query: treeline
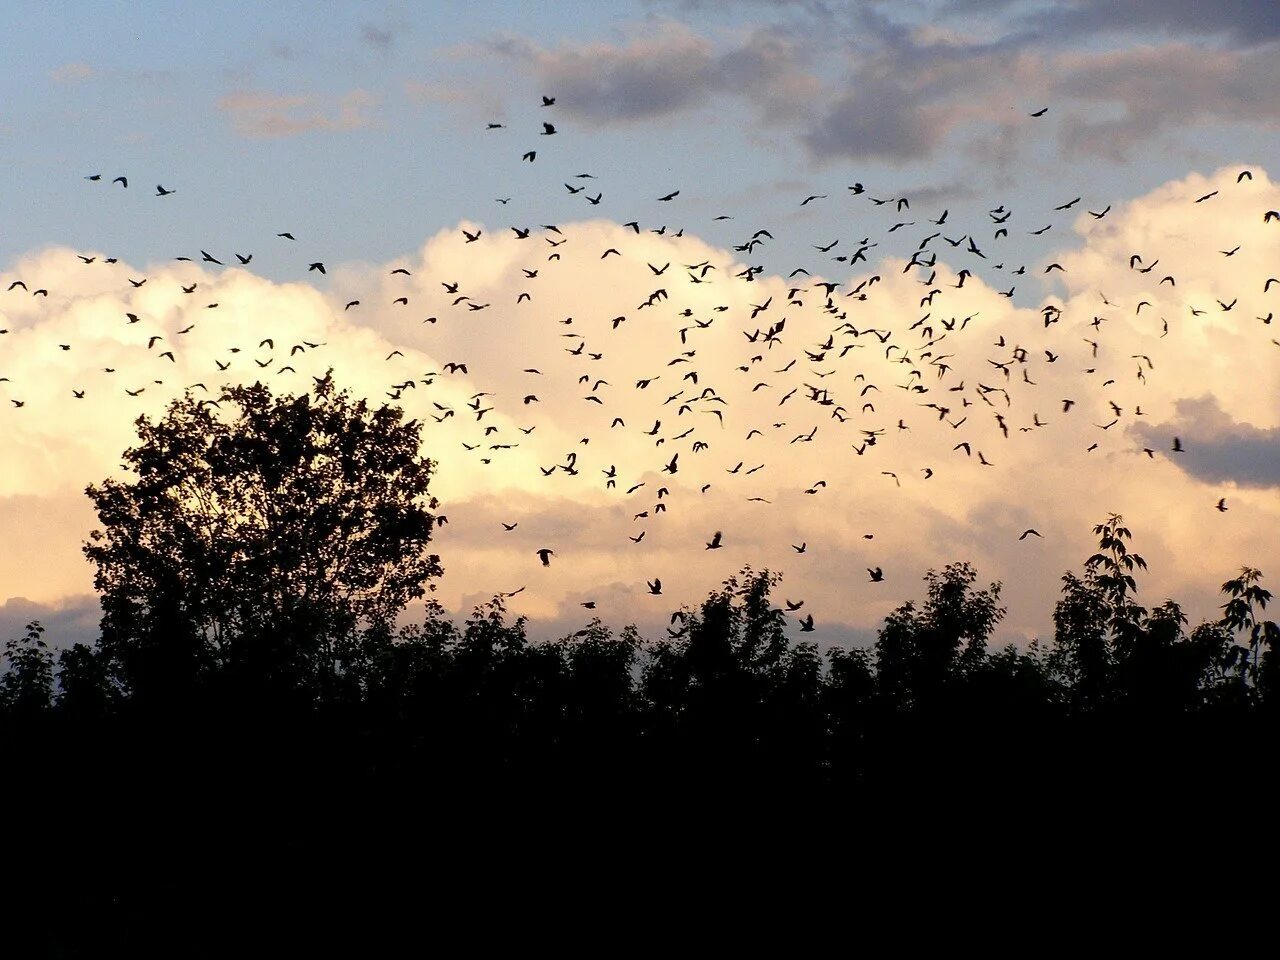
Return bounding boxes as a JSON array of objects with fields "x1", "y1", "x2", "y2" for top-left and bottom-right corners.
[
  {"x1": 4, "y1": 515, "x2": 1274, "y2": 807},
  {"x1": 3, "y1": 514, "x2": 1276, "y2": 953}
]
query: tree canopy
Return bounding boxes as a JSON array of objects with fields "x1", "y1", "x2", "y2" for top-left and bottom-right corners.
[{"x1": 82, "y1": 372, "x2": 442, "y2": 701}]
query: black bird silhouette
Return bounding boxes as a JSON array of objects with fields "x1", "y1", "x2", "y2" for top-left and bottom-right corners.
[
  {"x1": 308, "y1": 262, "x2": 325, "y2": 274},
  {"x1": 536, "y1": 548, "x2": 554, "y2": 566},
  {"x1": 156, "y1": 184, "x2": 175, "y2": 196},
  {"x1": 705, "y1": 531, "x2": 723, "y2": 550},
  {"x1": 1019, "y1": 529, "x2": 1043, "y2": 540},
  {"x1": 647, "y1": 578, "x2": 662, "y2": 595},
  {"x1": 868, "y1": 567, "x2": 884, "y2": 582}
]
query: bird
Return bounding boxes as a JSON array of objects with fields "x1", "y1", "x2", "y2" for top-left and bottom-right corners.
[
  {"x1": 705, "y1": 531, "x2": 723, "y2": 550},
  {"x1": 657, "y1": 190, "x2": 680, "y2": 201},
  {"x1": 1215, "y1": 499, "x2": 1228, "y2": 512},
  {"x1": 1019, "y1": 529, "x2": 1043, "y2": 540},
  {"x1": 867, "y1": 567, "x2": 884, "y2": 582},
  {"x1": 536, "y1": 548, "x2": 554, "y2": 566},
  {"x1": 156, "y1": 184, "x2": 175, "y2": 196},
  {"x1": 647, "y1": 579, "x2": 662, "y2": 595},
  {"x1": 799, "y1": 614, "x2": 815, "y2": 632},
  {"x1": 308, "y1": 262, "x2": 326, "y2": 274},
  {"x1": 1029, "y1": 107, "x2": 1048, "y2": 117}
]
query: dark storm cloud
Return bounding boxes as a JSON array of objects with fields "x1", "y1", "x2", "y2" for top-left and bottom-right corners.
[
  {"x1": 1132, "y1": 396, "x2": 1280, "y2": 489},
  {"x1": 666, "y1": 0, "x2": 1280, "y2": 46},
  {"x1": 0, "y1": 594, "x2": 100, "y2": 653},
  {"x1": 1055, "y1": 43, "x2": 1280, "y2": 159},
  {"x1": 499, "y1": 8, "x2": 1280, "y2": 166},
  {"x1": 942, "y1": 0, "x2": 1280, "y2": 47},
  {"x1": 800, "y1": 33, "x2": 1022, "y2": 164},
  {"x1": 804, "y1": 84, "x2": 946, "y2": 161},
  {"x1": 1028, "y1": 0, "x2": 1280, "y2": 48},
  {"x1": 493, "y1": 23, "x2": 818, "y2": 126},
  {"x1": 361, "y1": 23, "x2": 397, "y2": 52}
]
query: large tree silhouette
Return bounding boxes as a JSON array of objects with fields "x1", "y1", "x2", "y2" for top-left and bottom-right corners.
[{"x1": 82, "y1": 372, "x2": 443, "y2": 702}]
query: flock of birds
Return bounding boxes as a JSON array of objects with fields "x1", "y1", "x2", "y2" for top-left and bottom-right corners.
[{"x1": 3, "y1": 97, "x2": 1278, "y2": 636}]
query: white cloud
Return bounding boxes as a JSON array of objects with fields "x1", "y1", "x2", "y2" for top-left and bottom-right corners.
[
  {"x1": 1, "y1": 165, "x2": 1277, "y2": 645},
  {"x1": 216, "y1": 88, "x2": 378, "y2": 139}
]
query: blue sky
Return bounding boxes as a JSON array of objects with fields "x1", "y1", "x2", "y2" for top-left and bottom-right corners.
[
  {"x1": 2, "y1": 0, "x2": 1279, "y2": 648},
  {"x1": 6, "y1": 0, "x2": 1278, "y2": 283}
]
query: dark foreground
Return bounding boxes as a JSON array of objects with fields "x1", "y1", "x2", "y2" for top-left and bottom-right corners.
[{"x1": 3, "y1": 529, "x2": 1277, "y2": 954}]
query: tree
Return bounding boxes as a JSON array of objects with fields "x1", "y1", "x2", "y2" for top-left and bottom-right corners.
[
  {"x1": 83, "y1": 373, "x2": 443, "y2": 702},
  {"x1": 1219, "y1": 567, "x2": 1278, "y2": 703},
  {"x1": 873, "y1": 562, "x2": 1005, "y2": 709},
  {"x1": 0, "y1": 620, "x2": 55, "y2": 718}
]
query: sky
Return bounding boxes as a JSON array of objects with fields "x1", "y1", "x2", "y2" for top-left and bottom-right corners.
[{"x1": 2, "y1": 0, "x2": 1279, "y2": 651}]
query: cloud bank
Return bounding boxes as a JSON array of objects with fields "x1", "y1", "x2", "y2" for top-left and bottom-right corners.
[{"x1": 2, "y1": 166, "x2": 1277, "y2": 645}]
